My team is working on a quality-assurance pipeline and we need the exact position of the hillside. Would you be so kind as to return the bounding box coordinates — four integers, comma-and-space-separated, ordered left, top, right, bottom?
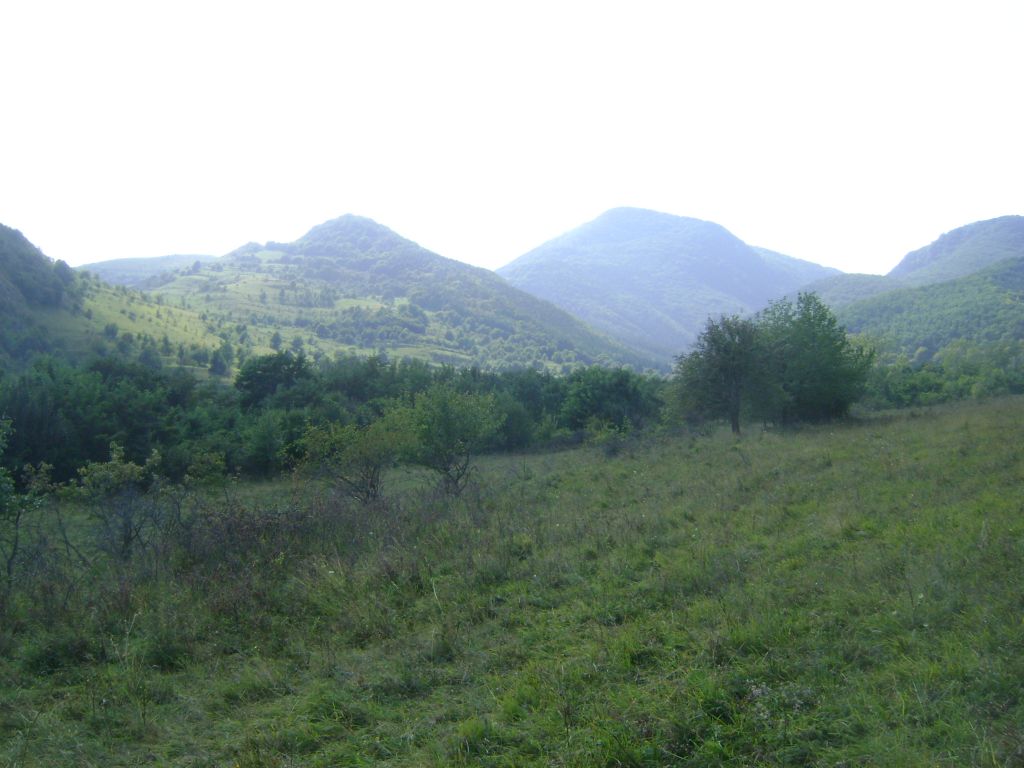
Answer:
799, 272, 904, 309
888, 215, 1024, 286
79, 253, 219, 289
838, 256, 1024, 357
807, 216, 1024, 315
143, 215, 652, 371
0, 223, 247, 372
497, 208, 838, 362
3, 397, 1022, 764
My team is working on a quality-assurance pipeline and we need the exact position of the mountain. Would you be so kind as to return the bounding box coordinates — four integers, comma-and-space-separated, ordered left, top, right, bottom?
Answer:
888, 215, 1024, 286
808, 217, 1024, 360
79, 253, 219, 288
497, 208, 839, 362
142, 215, 653, 371
838, 256, 1024, 358
806, 216, 1024, 313
0, 224, 71, 315
0, 225, 258, 371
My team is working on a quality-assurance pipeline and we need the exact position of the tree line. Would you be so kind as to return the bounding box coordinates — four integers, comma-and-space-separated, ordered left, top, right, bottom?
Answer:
4, 291, 1022, 495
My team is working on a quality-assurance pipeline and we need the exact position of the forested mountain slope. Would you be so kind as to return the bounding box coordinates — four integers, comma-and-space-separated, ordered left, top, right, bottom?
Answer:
497, 208, 838, 362
889, 215, 1024, 286
805, 216, 1024, 312
838, 256, 1024, 357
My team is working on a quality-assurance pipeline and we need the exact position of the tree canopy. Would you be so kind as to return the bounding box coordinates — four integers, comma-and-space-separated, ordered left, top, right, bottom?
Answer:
673, 293, 872, 433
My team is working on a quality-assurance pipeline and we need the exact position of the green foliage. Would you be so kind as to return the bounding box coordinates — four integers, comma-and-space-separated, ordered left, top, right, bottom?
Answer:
402, 383, 504, 494
759, 293, 874, 423
0, 418, 12, 515
3, 398, 1024, 765
673, 314, 760, 434
234, 351, 312, 409
559, 366, 660, 432
674, 294, 872, 432
299, 413, 414, 503
70, 443, 164, 561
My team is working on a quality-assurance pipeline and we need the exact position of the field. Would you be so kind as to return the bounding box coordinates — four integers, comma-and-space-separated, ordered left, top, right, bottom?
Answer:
2, 398, 1023, 766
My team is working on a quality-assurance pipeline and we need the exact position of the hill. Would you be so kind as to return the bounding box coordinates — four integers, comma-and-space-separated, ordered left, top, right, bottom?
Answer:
806, 216, 1024, 314
497, 208, 838, 362
143, 215, 653, 371
888, 215, 1024, 286
799, 217, 1024, 361
79, 253, 219, 289
0, 225, 72, 316
0, 224, 247, 372
838, 255, 1024, 357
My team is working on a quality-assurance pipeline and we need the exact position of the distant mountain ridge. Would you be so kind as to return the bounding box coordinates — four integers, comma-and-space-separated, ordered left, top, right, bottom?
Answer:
140, 214, 655, 371
497, 208, 839, 362
79, 253, 219, 288
803, 216, 1024, 311
830, 217, 1024, 358
888, 215, 1024, 285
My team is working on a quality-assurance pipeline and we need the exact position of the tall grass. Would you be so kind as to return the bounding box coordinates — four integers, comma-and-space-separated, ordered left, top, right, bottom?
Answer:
2, 397, 1023, 765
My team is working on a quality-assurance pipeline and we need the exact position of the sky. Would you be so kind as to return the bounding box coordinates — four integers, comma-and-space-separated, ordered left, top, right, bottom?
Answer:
3, 1, 1022, 275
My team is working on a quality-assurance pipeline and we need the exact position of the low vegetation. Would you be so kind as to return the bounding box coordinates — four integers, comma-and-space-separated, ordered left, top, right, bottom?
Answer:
1, 396, 1022, 765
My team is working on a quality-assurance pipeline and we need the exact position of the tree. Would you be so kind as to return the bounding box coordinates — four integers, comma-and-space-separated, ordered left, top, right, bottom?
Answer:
0, 418, 16, 612
402, 384, 503, 495
234, 351, 311, 409
71, 443, 163, 561
758, 293, 874, 423
673, 315, 760, 434
300, 413, 414, 504
559, 367, 659, 432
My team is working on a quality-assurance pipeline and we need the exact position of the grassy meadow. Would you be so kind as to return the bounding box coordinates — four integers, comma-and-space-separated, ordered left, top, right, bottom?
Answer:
2, 397, 1023, 766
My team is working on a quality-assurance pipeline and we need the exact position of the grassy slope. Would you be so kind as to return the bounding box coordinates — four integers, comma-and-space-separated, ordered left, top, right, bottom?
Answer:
143, 241, 649, 372
3, 398, 1024, 765
31, 279, 231, 361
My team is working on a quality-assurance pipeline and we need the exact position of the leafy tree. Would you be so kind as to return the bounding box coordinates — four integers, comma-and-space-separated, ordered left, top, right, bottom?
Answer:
759, 293, 873, 423
71, 443, 164, 561
673, 295, 872, 432
209, 349, 229, 376
560, 366, 660, 431
673, 315, 760, 434
401, 384, 503, 495
235, 351, 312, 409
300, 412, 414, 503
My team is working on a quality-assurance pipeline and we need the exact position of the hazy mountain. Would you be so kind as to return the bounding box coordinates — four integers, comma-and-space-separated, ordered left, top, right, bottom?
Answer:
497, 208, 838, 362
812, 217, 1024, 360
797, 216, 1024, 314
798, 273, 905, 309
145, 215, 653, 371
888, 215, 1024, 286
79, 253, 219, 288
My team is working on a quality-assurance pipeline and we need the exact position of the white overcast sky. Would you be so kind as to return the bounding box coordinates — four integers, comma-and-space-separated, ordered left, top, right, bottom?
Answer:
2, 1, 1022, 274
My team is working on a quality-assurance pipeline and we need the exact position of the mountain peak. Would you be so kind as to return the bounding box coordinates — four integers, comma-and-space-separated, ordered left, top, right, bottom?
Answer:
497, 209, 836, 361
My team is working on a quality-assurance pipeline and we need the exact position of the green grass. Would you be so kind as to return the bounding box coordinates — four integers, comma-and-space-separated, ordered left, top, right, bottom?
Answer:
2, 398, 1024, 765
